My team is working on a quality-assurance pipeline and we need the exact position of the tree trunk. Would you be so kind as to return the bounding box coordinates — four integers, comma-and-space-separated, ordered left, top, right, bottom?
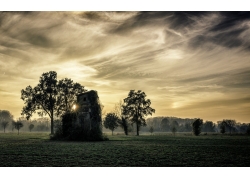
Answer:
4, 128, 5, 133
112, 130, 113, 136
51, 115, 54, 135
136, 123, 139, 136
18, 129, 19, 135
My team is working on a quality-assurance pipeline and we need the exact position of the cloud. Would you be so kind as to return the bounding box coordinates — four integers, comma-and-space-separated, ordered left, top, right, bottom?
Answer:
1, 12, 250, 122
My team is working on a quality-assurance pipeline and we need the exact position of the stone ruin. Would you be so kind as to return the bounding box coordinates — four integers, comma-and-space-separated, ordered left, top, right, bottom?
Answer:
76, 90, 103, 133
61, 90, 103, 140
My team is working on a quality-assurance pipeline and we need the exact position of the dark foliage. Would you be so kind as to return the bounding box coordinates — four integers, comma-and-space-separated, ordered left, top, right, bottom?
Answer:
14, 121, 23, 135
118, 117, 128, 135
123, 90, 155, 136
192, 118, 203, 136
51, 91, 106, 142
104, 113, 119, 135
246, 124, 250, 135
161, 118, 170, 132
21, 71, 85, 135
202, 121, 216, 132
220, 121, 226, 134
29, 124, 34, 132
171, 120, 179, 136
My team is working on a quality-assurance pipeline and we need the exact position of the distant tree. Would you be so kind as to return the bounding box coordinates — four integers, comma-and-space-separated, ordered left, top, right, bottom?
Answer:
171, 120, 179, 136
192, 118, 203, 136
103, 113, 119, 135
203, 121, 216, 133
114, 100, 128, 135
14, 121, 23, 135
29, 124, 35, 132
0, 110, 14, 132
247, 124, 250, 135
161, 118, 170, 132
21, 71, 86, 135
11, 121, 15, 131
0, 110, 14, 122
184, 122, 192, 132
223, 119, 236, 134
123, 90, 155, 136
149, 126, 154, 135
220, 121, 226, 134
1, 121, 9, 133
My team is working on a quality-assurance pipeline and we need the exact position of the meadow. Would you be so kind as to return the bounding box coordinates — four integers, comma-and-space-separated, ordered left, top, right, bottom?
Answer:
0, 132, 250, 167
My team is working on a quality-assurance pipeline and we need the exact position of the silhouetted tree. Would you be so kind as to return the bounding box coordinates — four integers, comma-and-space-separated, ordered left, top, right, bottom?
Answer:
29, 124, 34, 132
0, 110, 14, 122
223, 119, 236, 134
123, 90, 155, 136
0, 110, 13, 132
171, 120, 178, 136
1, 121, 9, 133
21, 71, 85, 134
220, 121, 226, 134
247, 124, 250, 135
161, 118, 170, 132
149, 126, 154, 135
104, 113, 119, 135
203, 121, 215, 132
57, 78, 86, 114
14, 121, 23, 135
192, 118, 203, 136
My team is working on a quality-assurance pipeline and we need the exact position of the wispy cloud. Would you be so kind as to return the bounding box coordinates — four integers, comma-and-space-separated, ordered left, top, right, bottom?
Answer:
0, 12, 250, 122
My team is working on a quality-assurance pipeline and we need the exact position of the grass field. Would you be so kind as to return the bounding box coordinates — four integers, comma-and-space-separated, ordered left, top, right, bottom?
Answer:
0, 132, 250, 167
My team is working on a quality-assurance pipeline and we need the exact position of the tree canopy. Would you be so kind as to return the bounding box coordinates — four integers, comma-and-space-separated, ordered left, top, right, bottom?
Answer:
21, 71, 86, 134
103, 113, 119, 135
123, 90, 155, 136
192, 118, 203, 136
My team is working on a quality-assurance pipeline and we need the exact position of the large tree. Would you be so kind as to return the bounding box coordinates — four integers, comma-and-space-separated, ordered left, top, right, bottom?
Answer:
21, 71, 85, 134
57, 78, 86, 115
123, 90, 155, 136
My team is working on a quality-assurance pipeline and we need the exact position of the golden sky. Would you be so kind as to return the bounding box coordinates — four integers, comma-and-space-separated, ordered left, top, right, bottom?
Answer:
0, 12, 250, 123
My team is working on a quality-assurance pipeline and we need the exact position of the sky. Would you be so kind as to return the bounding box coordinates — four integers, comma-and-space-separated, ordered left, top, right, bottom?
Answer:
0, 11, 250, 123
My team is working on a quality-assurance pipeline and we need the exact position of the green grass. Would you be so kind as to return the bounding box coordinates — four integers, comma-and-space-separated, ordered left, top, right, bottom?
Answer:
0, 132, 250, 167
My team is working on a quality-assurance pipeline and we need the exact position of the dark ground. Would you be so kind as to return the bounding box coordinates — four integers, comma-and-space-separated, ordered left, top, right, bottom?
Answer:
0, 132, 249, 167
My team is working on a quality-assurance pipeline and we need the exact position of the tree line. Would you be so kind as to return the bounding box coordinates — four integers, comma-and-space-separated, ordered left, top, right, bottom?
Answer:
103, 111, 250, 136
0, 110, 53, 134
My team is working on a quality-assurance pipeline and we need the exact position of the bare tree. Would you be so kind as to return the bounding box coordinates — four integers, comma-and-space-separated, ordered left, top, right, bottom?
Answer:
114, 100, 129, 135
